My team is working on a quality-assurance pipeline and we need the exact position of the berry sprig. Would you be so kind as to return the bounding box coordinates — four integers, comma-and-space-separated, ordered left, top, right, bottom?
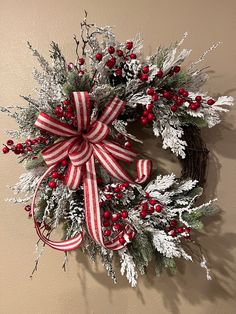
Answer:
100, 182, 133, 245
54, 99, 78, 127
47, 159, 68, 189
2, 136, 48, 156
137, 192, 163, 219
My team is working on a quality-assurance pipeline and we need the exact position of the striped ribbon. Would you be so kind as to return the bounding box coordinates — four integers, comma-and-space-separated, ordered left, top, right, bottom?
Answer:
31, 92, 152, 251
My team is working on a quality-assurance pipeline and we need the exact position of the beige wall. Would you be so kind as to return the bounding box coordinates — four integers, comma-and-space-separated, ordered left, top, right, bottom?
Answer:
1, 0, 236, 313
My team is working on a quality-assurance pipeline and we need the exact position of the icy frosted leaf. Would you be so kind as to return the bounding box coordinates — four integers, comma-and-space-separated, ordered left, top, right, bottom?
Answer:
146, 174, 176, 193
127, 92, 152, 107
119, 249, 138, 287
161, 123, 187, 158
162, 48, 192, 73
152, 231, 192, 260
175, 179, 198, 193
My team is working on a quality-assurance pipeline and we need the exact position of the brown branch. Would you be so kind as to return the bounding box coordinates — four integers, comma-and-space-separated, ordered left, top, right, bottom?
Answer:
179, 125, 209, 186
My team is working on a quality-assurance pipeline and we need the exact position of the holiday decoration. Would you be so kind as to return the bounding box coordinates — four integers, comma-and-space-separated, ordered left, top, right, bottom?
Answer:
1, 12, 233, 286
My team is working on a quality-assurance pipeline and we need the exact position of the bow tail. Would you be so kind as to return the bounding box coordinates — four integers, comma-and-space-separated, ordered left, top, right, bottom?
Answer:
31, 165, 83, 251
64, 163, 84, 190
83, 155, 134, 250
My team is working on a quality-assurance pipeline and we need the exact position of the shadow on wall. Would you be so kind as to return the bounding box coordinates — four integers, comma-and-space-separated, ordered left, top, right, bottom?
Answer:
73, 92, 236, 314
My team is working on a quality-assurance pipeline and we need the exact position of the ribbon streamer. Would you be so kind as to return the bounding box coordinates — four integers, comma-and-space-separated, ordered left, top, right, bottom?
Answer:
32, 92, 152, 251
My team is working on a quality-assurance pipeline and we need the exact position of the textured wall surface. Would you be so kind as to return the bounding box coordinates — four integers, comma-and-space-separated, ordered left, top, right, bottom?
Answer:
0, 1, 236, 313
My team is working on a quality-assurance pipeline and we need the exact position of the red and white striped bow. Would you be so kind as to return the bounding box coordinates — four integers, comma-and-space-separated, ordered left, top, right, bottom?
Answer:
32, 92, 152, 251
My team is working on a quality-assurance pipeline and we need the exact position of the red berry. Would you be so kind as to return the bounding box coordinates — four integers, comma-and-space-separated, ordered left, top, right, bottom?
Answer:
103, 220, 110, 227
78, 57, 85, 65
140, 210, 147, 219
126, 41, 133, 50
24, 205, 31, 212
163, 91, 171, 99
124, 141, 131, 149
156, 70, 163, 78
140, 117, 148, 126
51, 171, 59, 179
115, 68, 122, 76
146, 87, 154, 95
119, 237, 126, 245
143, 66, 149, 74
54, 105, 63, 117
140, 73, 148, 81
95, 53, 103, 61
2, 146, 9, 154
63, 99, 71, 106
182, 91, 189, 98
112, 214, 119, 222
104, 229, 111, 236
146, 103, 154, 111
130, 53, 137, 59
61, 159, 68, 166
108, 46, 115, 54
173, 65, 181, 73
207, 99, 215, 105
116, 193, 123, 199
121, 211, 128, 218
103, 210, 111, 219
142, 202, 148, 211
176, 97, 185, 106
149, 199, 156, 206
155, 204, 162, 212
123, 182, 129, 188
178, 88, 185, 95
31, 139, 38, 145
106, 58, 116, 69
7, 140, 14, 146
113, 186, 120, 193
147, 113, 154, 121
116, 49, 124, 57
152, 93, 159, 101
171, 105, 178, 112
143, 110, 149, 117
195, 96, 202, 102
189, 102, 198, 110
185, 227, 191, 233
48, 181, 56, 189
177, 227, 184, 233
169, 229, 177, 237
113, 223, 122, 230
149, 206, 154, 214
16, 143, 23, 150
105, 194, 112, 200
25, 139, 32, 146
170, 219, 177, 227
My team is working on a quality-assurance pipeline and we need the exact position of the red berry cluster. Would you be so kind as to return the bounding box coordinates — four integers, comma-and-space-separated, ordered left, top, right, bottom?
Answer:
94, 41, 136, 76
54, 99, 78, 127
103, 182, 130, 201
2, 136, 47, 155
140, 87, 157, 126
101, 182, 132, 245
47, 159, 68, 189
166, 221, 191, 238
138, 192, 163, 218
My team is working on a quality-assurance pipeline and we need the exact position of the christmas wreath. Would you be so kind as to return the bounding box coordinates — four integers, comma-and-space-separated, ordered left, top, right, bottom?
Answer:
1, 13, 233, 286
